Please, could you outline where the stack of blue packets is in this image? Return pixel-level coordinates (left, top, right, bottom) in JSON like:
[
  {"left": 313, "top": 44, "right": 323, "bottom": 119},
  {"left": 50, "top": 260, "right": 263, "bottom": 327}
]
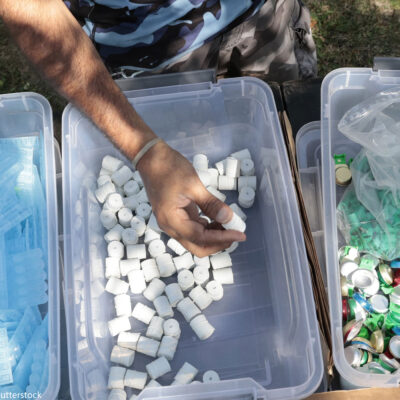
[{"left": 0, "top": 136, "right": 50, "bottom": 396}]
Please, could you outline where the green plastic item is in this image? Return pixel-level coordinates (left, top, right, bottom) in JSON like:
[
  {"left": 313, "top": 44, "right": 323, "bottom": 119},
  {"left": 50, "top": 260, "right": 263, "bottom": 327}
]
[{"left": 334, "top": 154, "right": 347, "bottom": 165}]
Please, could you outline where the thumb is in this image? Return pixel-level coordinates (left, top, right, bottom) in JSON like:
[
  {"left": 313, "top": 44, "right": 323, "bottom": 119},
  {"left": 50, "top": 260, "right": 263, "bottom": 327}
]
[{"left": 195, "top": 187, "right": 233, "bottom": 224}]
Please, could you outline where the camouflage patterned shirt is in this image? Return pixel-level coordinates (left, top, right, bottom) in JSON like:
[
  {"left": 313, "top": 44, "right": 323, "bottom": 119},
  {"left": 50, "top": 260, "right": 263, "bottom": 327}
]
[{"left": 64, "top": 0, "right": 265, "bottom": 71}]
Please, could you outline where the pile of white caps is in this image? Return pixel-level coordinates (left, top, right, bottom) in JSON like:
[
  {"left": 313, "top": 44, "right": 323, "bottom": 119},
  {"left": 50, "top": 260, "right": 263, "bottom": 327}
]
[{"left": 94, "top": 149, "right": 256, "bottom": 400}]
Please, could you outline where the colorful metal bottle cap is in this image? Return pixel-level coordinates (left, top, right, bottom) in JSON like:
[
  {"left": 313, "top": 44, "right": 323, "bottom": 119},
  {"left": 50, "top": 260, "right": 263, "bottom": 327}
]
[
  {"left": 341, "top": 276, "right": 352, "bottom": 297},
  {"left": 369, "top": 294, "right": 389, "bottom": 314},
  {"left": 377, "top": 356, "right": 397, "bottom": 373},
  {"left": 370, "top": 330, "right": 384, "bottom": 353},
  {"left": 389, "top": 336, "right": 400, "bottom": 359},
  {"left": 351, "top": 337, "right": 378, "bottom": 355},
  {"left": 341, "top": 261, "right": 359, "bottom": 278},
  {"left": 339, "top": 246, "right": 360, "bottom": 265},
  {"left": 393, "top": 327, "right": 400, "bottom": 336},
  {"left": 365, "top": 361, "right": 390, "bottom": 374},
  {"left": 360, "top": 350, "right": 369, "bottom": 366},
  {"left": 336, "top": 165, "right": 352, "bottom": 186},
  {"left": 359, "top": 254, "right": 379, "bottom": 271},
  {"left": 342, "top": 299, "right": 350, "bottom": 322},
  {"left": 343, "top": 320, "right": 364, "bottom": 343},
  {"left": 393, "top": 269, "right": 400, "bottom": 287},
  {"left": 390, "top": 286, "right": 400, "bottom": 305},
  {"left": 353, "top": 292, "right": 374, "bottom": 313},
  {"left": 390, "top": 260, "right": 400, "bottom": 269},
  {"left": 353, "top": 301, "right": 368, "bottom": 322},
  {"left": 378, "top": 264, "right": 393, "bottom": 286},
  {"left": 344, "top": 345, "right": 363, "bottom": 367},
  {"left": 380, "top": 353, "right": 400, "bottom": 371},
  {"left": 362, "top": 278, "right": 380, "bottom": 297},
  {"left": 350, "top": 269, "right": 375, "bottom": 289}
]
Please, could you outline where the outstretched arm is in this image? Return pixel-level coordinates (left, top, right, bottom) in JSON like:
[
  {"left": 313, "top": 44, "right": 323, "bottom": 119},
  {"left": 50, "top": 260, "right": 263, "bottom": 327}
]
[{"left": 0, "top": 0, "right": 246, "bottom": 256}]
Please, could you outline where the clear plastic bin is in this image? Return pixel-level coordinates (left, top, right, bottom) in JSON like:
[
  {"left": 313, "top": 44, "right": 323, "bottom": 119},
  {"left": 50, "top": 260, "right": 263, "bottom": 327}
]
[
  {"left": 321, "top": 68, "right": 400, "bottom": 388},
  {"left": 0, "top": 93, "right": 60, "bottom": 398},
  {"left": 62, "top": 77, "right": 323, "bottom": 399}
]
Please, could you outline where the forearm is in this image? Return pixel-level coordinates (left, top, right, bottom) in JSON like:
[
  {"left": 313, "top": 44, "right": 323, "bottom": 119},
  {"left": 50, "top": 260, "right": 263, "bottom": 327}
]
[{"left": 0, "top": 0, "right": 156, "bottom": 159}]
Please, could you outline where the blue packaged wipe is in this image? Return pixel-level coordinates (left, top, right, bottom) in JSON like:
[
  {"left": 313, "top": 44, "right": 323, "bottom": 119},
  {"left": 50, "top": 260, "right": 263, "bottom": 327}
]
[{"left": 0, "top": 328, "right": 13, "bottom": 386}]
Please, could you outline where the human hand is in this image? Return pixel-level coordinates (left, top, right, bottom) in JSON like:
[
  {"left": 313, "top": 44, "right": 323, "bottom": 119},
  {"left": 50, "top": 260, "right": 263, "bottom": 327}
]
[{"left": 137, "top": 140, "right": 246, "bottom": 257}]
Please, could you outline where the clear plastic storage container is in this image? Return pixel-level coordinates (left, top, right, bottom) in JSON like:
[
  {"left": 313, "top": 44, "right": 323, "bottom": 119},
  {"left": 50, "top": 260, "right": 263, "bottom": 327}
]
[
  {"left": 62, "top": 77, "right": 323, "bottom": 399},
  {"left": 0, "top": 93, "right": 60, "bottom": 398},
  {"left": 321, "top": 68, "right": 400, "bottom": 388}
]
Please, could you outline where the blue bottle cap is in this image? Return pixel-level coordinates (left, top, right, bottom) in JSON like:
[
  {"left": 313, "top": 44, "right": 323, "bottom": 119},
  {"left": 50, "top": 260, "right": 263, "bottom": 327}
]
[
  {"left": 353, "top": 292, "right": 374, "bottom": 313},
  {"left": 391, "top": 260, "right": 400, "bottom": 269}
]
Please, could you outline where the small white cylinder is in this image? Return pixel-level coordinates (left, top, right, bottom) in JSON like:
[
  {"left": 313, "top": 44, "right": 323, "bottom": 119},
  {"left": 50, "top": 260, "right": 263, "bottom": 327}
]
[
  {"left": 193, "top": 266, "right": 210, "bottom": 286},
  {"left": 96, "top": 182, "right": 116, "bottom": 204},
  {"left": 128, "top": 270, "right": 147, "bottom": 294},
  {"left": 208, "top": 168, "right": 219, "bottom": 188},
  {"left": 102, "top": 155, "right": 123, "bottom": 172},
  {"left": 215, "top": 159, "right": 226, "bottom": 175},
  {"left": 142, "top": 259, "right": 160, "bottom": 282},
  {"left": 144, "top": 227, "right": 161, "bottom": 244},
  {"left": 189, "top": 285, "right": 213, "bottom": 310},
  {"left": 123, "top": 195, "right": 139, "bottom": 211},
  {"left": 197, "top": 170, "right": 211, "bottom": 187},
  {"left": 114, "top": 294, "right": 132, "bottom": 317},
  {"left": 126, "top": 244, "right": 146, "bottom": 260},
  {"left": 132, "top": 302, "right": 156, "bottom": 324},
  {"left": 105, "top": 257, "right": 121, "bottom": 279},
  {"left": 148, "top": 213, "right": 162, "bottom": 233},
  {"left": 108, "top": 316, "right": 131, "bottom": 337},
  {"left": 136, "top": 336, "right": 160, "bottom": 358},
  {"left": 118, "top": 332, "right": 140, "bottom": 351},
  {"left": 210, "top": 252, "right": 232, "bottom": 269},
  {"left": 105, "top": 224, "right": 124, "bottom": 243},
  {"left": 165, "top": 283, "right": 184, "bottom": 307},
  {"left": 124, "top": 180, "right": 140, "bottom": 196},
  {"left": 213, "top": 268, "right": 234, "bottom": 284},
  {"left": 206, "top": 186, "right": 226, "bottom": 202},
  {"left": 190, "top": 314, "right": 215, "bottom": 340},
  {"left": 118, "top": 207, "right": 133, "bottom": 227},
  {"left": 206, "top": 280, "right": 224, "bottom": 301},
  {"left": 177, "top": 297, "right": 201, "bottom": 322},
  {"left": 98, "top": 174, "right": 112, "bottom": 187},
  {"left": 218, "top": 176, "right": 237, "bottom": 191},
  {"left": 229, "top": 203, "right": 247, "bottom": 221},
  {"left": 174, "top": 252, "right": 194, "bottom": 271},
  {"left": 112, "top": 166, "right": 133, "bottom": 187},
  {"left": 136, "top": 202, "right": 152, "bottom": 221},
  {"left": 238, "top": 186, "right": 255, "bottom": 208},
  {"left": 153, "top": 295, "right": 174, "bottom": 318},
  {"left": 105, "top": 193, "right": 124, "bottom": 212},
  {"left": 156, "top": 253, "right": 176, "bottom": 278},
  {"left": 106, "top": 277, "right": 129, "bottom": 295},
  {"left": 124, "top": 370, "right": 147, "bottom": 390},
  {"left": 148, "top": 239, "right": 166, "bottom": 258},
  {"left": 135, "top": 187, "right": 149, "bottom": 203},
  {"left": 143, "top": 278, "right": 166, "bottom": 302},
  {"left": 100, "top": 210, "right": 118, "bottom": 230},
  {"left": 194, "top": 255, "right": 210, "bottom": 268},
  {"left": 130, "top": 216, "right": 146, "bottom": 236},
  {"left": 122, "top": 228, "right": 139, "bottom": 246},
  {"left": 157, "top": 335, "right": 178, "bottom": 361},
  {"left": 225, "top": 157, "right": 240, "bottom": 178},
  {"left": 240, "top": 158, "right": 255, "bottom": 176},
  {"left": 178, "top": 270, "right": 195, "bottom": 291},
  {"left": 167, "top": 238, "right": 187, "bottom": 255},
  {"left": 146, "top": 379, "right": 161, "bottom": 388},
  {"left": 108, "top": 389, "right": 126, "bottom": 400},
  {"left": 163, "top": 318, "right": 181, "bottom": 339},
  {"left": 110, "top": 345, "right": 135, "bottom": 368},
  {"left": 108, "top": 240, "right": 125, "bottom": 259},
  {"left": 193, "top": 154, "right": 208, "bottom": 171},
  {"left": 226, "top": 241, "right": 239, "bottom": 253},
  {"left": 146, "top": 357, "right": 171, "bottom": 380},
  {"left": 108, "top": 366, "right": 126, "bottom": 390},
  {"left": 231, "top": 148, "right": 251, "bottom": 161},
  {"left": 133, "top": 171, "right": 143, "bottom": 186},
  {"left": 222, "top": 211, "right": 246, "bottom": 233},
  {"left": 146, "top": 316, "right": 164, "bottom": 340},
  {"left": 120, "top": 258, "right": 140, "bottom": 277},
  {"left": 238, "top": 176, "right": 257, "bottom": 191},
  {"left": 203, "top": 370, "right": 220, "bottom": 383},
  {"left": 99, "top": 167, "right": 112, "bottom": 177},
  {"left": 173, "top": 362, "right": 198, "bottom": 385}
]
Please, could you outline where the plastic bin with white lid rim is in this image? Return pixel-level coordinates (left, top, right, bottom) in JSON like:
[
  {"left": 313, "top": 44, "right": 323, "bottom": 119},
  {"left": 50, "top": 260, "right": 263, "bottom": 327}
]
[
  {"left": 321, "top": 67, "right": 400, "bottom": 388},
  {"left": 0, "top": 92, "right": 60, "bottom": 398},
  {"left": 62, "top": 77, "right": 323, "bottom": 399}
]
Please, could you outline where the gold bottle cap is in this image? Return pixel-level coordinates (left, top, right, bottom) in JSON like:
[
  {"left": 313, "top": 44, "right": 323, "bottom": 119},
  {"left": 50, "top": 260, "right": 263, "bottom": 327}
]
[
  {"left": 335, "top": 165, "right": 352, "bottom": 186},
  {"left": 370, "top": 330, "right": 384, "bottom": 353}
]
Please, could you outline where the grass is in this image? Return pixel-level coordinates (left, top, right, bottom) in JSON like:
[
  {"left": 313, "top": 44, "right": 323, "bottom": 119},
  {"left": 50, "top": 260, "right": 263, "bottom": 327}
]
[{"left": 0, "top": 0, "right": 400, "bottom": 128}]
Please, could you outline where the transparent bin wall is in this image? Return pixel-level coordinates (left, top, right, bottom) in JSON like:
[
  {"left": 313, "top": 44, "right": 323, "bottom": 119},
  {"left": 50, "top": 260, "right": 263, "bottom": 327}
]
[
  {"left": 62, "top": 78, "right": 322, "bottom": 400},
  {"left": 0, "top": 93, "right": 60, "bottom": 399},
  {"left": 321, "top": 68, "right": 400, "bottom": 388}
]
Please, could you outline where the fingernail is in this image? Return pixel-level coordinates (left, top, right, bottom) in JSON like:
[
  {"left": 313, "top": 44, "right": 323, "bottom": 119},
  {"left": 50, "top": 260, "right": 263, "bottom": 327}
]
[{"left": 215, "top": 207, "right": 231, "bottom": 224}]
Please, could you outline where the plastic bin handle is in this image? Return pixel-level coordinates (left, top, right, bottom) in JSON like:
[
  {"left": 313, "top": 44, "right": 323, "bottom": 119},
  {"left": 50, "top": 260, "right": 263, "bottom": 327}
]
[
  {"left": 114, "top": 69, "right": 216, "bottom": 92},
  {"left": 373, "top": 57, "right": 400, "bottom": 71}
]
